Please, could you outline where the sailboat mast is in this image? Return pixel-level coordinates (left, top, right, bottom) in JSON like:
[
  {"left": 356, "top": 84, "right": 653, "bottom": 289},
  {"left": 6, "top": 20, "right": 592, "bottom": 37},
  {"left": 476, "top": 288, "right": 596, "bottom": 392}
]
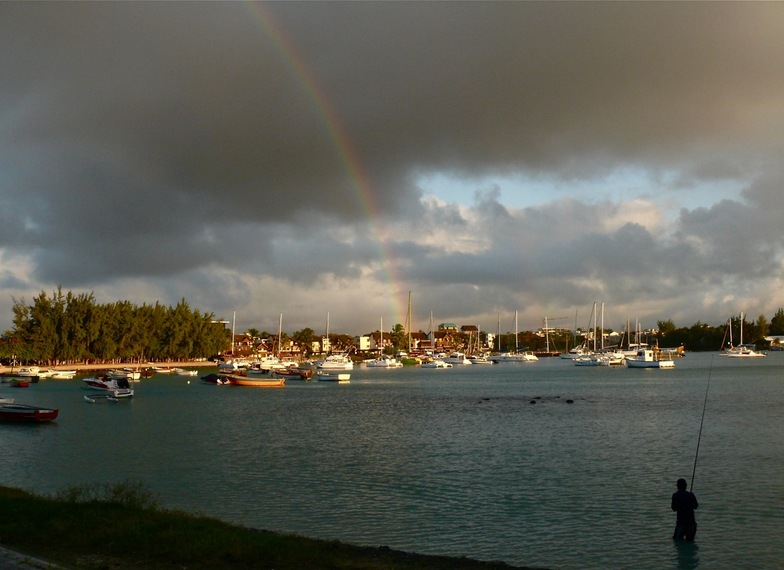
[
  {"left": 430, "top": 310, "right": 434, "bottom": 351},
  {"left": 602, "top": 303, "right": 606, "bottom": 351},
  {"left": 497, "top": 312, "right": 501, "bottom": 352},
  {"left": 231, "top": 310, "right": 236, "bottom": 355},
  {"left": 277, "top": 313, "right": 283, "bottom": 356},
  {"left": 544, "top": 316, "right": 550, "bottom": 352},
  {"left": 407, "top": 291, "right": 412, "bottom": 354},
  {"left": 515, "top": 310, "right": 519, "bottom": 353}
]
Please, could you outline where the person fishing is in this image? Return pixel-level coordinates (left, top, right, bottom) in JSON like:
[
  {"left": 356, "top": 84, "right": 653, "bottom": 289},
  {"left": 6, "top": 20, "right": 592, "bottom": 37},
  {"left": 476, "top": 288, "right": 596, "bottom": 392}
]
[{"left": 671, "top": 478, "right": 699, "bottom": 541}]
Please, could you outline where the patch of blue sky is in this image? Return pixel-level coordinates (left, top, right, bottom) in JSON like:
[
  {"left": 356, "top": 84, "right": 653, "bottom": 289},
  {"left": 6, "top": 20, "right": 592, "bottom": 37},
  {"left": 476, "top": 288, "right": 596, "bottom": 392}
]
[{"left": 416, "top": 168, "right": 745, "bottom": 215}]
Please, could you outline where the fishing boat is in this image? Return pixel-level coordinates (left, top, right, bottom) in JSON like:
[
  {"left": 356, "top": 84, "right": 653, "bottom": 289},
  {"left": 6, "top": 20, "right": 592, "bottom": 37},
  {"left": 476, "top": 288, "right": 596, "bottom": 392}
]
[
  {"left": 224, "top": 374, "right": 285, "bottom": 388},
  {"left": 0, "top": 403, "right": 59, "bottom": 422},
  {"left": 316, "top": 370, "right": 351, "bottom": 383},
  {"left": 625, "top": 349, "right": 675, "bottom": 369}
]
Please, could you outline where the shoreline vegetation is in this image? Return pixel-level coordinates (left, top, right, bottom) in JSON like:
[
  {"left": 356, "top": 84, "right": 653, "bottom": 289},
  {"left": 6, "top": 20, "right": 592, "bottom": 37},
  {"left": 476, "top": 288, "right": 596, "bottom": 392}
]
[
  {"left": 0, "top": 484, "right": 541, "bottom": 570},
  {"left": 0, "top": 360, "right": 217, "bottom": 375}
]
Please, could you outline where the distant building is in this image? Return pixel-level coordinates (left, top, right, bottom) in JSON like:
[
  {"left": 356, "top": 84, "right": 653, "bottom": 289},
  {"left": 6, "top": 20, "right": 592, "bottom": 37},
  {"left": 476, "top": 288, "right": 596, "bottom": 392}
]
[
  {"left": 438, "top": 323, "right": 459, "bottom": 332},
  {"left": 355, "top": 335, "right": 371, "bottom": 352}
]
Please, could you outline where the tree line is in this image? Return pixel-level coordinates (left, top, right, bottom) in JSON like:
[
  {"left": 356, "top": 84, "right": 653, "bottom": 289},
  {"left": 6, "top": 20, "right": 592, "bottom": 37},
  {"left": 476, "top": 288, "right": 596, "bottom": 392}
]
[
  {"left": 4, "top": 288, "right": 784, "bottom": 365},
  {"left": 2, "top": 288, "right": 229, "bottom": 365}
]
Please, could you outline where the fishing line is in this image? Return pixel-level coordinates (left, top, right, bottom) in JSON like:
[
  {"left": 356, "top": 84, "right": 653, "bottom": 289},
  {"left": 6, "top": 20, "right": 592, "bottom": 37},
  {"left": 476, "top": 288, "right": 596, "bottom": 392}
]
[{"left": 690, "top": 356, "right": 713, "bottom": 491}]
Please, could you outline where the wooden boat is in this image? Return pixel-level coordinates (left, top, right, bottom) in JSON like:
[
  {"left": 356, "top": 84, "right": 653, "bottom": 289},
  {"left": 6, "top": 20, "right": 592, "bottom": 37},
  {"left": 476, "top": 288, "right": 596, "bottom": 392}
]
[
  {"left": 9, "top": 378, "right": 31, "bottom": 388},
  {"left": 316, "top": 371, "right": 351, "bottom": 383},
  {"left": 0, "top": 403, "right": 59, "bottom": 422},
  {"left": 224, "top": 374, "right": 285, "bottom": 388},
  {"left": 273, "top": 367, "right": 313, "bottom": 380}
]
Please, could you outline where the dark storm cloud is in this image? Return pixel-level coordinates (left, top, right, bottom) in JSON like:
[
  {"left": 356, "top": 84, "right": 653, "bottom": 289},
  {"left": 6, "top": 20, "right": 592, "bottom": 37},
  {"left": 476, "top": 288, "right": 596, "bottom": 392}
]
[{"left": 2, "top": 2, "right": 784, "bottom": 331}]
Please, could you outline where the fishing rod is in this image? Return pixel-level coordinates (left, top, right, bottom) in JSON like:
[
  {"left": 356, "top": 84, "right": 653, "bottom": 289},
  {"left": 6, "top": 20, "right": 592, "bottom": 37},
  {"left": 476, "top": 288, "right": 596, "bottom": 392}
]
[{"left": 690, "top": 357, "right": 713, "bottom": 491}]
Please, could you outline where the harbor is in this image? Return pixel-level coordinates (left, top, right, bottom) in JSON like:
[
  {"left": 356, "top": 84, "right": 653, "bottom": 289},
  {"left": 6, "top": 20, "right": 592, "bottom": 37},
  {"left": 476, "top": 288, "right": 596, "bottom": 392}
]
[{"left": 1, "top": 352, "right": 782, "bottom": 569}]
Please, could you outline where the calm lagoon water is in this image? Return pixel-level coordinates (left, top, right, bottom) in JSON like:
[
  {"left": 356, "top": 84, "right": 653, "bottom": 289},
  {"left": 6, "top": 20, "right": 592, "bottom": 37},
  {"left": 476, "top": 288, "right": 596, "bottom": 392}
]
[{"left": 2, "top": 352, "right": 782, "bottom": 569}]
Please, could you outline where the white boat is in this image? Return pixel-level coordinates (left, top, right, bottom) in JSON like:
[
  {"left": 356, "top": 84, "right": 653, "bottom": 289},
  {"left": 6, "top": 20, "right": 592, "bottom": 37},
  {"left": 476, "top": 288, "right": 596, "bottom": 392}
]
[
  {"left": 317, "top": 354, "right": 354, "bottom": 370},
  {"left": 489, "top": 351, "right": 539, "bottom": 363},
  {"left": 248, "top": 357, "right": 288, "bottom": 374},
  {"left": 365, "top": 317, "right": 403, "bottom": 367},
  {"left": 107, "top": 368, "right": 141, "bottom": 381},
  {"left": 420, "top": 359, "right": 452, "bottom": 369},
  {"left": 468, "top": 355, "right": 494, "bottom": 365},
  {"left": 366, "top": 356, "right": 403, "bottom": 368},
  {"left": 81, "top": 376, "right": 135, "bottom": 397},
  {"left": 625, "top": 349, "right": 675, "bottom": 369},
  {"left": 560, "top": 345, "right": 590, "bottom": 360},
  {"left": 173, "top": 368, "right": 199, "bottom": 376},
  {"left": 722, "top": 313, "right": 766, "bottom": 358},
  {"left": 15, "top": 367, "right": 40, "bottom": 377},
  {"left": 488, "top": 310, "right": 538, "bottom": 363},
  {"left": 573, "top": 353, "right": 600, "bottom": 366},
  {"left": 316, "top": 370, "right": 351, "bottom": 383},
  {"left": 597, "top": 350, "right": 626, "bottom": 366},
  {"left": 726, "top": 345, "right": 766, "bottom": 358},
  {"left": 49, "top": 370, "right": 77, "bottom": 379},
  {"left": 443, "top": 352, "right": 473, "bottom": 365},
  {"left": 217, "top": 358, "right": 250, "bottom": 374}
]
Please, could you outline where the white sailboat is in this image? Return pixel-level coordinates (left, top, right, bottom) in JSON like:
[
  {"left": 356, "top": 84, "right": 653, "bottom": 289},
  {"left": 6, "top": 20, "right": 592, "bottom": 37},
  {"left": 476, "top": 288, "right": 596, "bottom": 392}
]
[
  {"left": 724, "top": 312, "right": 766, "bottom": 358},
  {"left": 366, "top": 317, "right": 403, "bottom": 367},
  {"left": 489, "top": 310, "right": 538, "bottom": 362}
]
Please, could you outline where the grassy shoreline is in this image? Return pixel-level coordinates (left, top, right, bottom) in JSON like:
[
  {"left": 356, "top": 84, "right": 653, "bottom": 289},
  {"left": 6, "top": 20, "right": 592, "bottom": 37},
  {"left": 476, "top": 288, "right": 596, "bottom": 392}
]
[{"left": 0, "top": 484, "right": 542, "bottom": 569}]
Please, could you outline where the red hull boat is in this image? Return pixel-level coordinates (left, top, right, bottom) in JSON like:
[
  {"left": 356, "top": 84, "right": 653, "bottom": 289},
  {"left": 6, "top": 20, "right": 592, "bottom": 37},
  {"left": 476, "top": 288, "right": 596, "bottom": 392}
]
[{"left": 0, "top": 404, "right": 59, "bottom": 422}]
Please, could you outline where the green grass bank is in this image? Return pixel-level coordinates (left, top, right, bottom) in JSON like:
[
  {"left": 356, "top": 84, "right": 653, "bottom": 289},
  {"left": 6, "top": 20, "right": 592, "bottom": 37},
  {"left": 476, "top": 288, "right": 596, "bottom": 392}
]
[{"left": 0, "top": 483, "right": 541, "bottom": 569}]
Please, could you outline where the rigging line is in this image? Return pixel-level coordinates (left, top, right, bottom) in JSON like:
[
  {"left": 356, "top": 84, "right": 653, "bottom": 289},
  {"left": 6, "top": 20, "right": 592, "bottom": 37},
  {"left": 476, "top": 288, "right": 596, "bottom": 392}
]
[{"left": 691, "top": 356, "right": 713, "bottom": 491}]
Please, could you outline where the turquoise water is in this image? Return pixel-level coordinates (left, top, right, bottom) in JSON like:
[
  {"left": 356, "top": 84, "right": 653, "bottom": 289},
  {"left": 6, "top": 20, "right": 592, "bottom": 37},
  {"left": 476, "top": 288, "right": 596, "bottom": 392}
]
[{"left": 1, "top": 353, "right": 782, "bottom": 569}]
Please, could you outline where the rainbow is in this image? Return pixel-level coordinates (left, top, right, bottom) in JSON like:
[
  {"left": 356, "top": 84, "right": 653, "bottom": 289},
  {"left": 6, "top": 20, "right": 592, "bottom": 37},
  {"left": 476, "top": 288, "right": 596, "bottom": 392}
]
[{"left": 243, "top": 3, "right": 411, "bottom": 328}]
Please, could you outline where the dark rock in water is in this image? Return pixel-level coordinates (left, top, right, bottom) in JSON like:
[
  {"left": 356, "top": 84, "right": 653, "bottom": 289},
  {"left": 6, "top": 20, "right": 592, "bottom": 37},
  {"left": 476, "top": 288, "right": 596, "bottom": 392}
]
[
  {"left": 530, "top": 400, "right": 537, "bottom": 404},
  {"left": 566, "top": 399, "right": 574, "bottom": 404}
]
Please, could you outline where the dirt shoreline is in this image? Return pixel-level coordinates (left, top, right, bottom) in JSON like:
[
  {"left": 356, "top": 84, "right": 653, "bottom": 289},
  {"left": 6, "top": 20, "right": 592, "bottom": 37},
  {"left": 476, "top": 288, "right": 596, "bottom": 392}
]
[{"left": 0, "top": 361, "right": 217, "bottom": 375}]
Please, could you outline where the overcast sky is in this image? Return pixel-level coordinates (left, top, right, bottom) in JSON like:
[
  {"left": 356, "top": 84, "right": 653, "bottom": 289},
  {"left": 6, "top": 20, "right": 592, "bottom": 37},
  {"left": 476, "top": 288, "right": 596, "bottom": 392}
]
[{"left": 2, "top": 2, "right": 784, "bottom": 337}]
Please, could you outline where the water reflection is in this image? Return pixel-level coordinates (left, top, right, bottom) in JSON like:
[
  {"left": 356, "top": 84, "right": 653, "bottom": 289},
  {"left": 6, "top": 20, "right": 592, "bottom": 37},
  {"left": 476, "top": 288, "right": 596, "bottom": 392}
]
[{"left": 673, "top": 540, "right": 700, "bottom": 569}]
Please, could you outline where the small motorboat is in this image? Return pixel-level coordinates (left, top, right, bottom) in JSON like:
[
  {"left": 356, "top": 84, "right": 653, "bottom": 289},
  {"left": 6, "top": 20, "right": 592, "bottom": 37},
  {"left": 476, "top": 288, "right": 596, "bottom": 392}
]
[
  {"left": 0, "top": 403, "right": 59, "bottom": 423},
  {"left": 224, "top": 374, "right": 285, "bottom": 388},
  {"left": 316, "top": 371, "right": 351, "bottom": 383}
]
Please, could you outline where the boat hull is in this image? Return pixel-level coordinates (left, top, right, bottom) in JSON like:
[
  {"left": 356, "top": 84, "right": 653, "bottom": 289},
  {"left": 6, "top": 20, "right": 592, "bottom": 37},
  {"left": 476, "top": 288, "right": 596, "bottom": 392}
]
[
  {"left": 0, "top": 404, "right": 59, "bottom": 422},
  {"left": 224, "top": 374, "right": 285, "bottom": 388},
  {"left": 316, "top": 371, "right": 350, "bottom": 383}
]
